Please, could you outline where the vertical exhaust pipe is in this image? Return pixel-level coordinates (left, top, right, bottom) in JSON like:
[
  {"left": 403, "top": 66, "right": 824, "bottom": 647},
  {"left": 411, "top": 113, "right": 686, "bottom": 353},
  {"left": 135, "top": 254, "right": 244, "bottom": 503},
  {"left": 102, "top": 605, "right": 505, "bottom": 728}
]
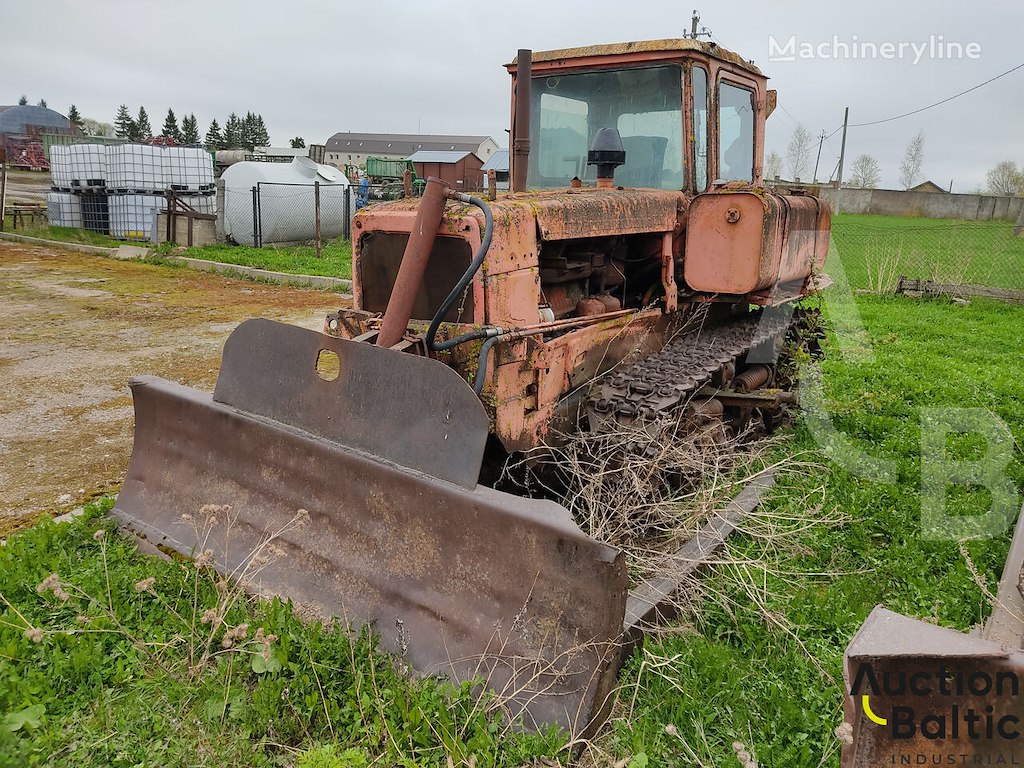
[
  {"left": 511, "top": 49, "right": 532, "bottom": 193},
  {"left": 376, "top": 176, "right": 450, "bottom": 348}
]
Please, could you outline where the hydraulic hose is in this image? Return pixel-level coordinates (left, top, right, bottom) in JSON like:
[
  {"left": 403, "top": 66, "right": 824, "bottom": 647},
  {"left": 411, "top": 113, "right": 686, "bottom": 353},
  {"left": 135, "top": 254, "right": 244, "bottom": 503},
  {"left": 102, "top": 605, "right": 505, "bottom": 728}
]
[
  {"left": 426, "top": 193, "right": 494, "bottom": 352},
  {"left": 473, "top": 334, "right": 503, "bottom": 395}
]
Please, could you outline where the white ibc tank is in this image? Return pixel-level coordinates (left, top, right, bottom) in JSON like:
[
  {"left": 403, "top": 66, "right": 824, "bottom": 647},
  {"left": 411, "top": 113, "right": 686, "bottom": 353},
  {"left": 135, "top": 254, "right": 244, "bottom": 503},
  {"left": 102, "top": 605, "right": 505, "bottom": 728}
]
[
  {"left": 66, "top": 144, "right": 108, "bottom": 188},
  {"left": 109, "top": 193, "right": 167, "bottom": 240},
  {"left": 222, "top": 157, "right": 350, "bottom": 246},
  {"left": 108, "top": 144, "right": 165, "bottom": 192},
  {"left": 50, "top": 146, "right": 74, "bottom": 189},
  {"left": 46, "top": 191, "right": 83, "bottom": 228},
  {"left": 164, "top": 147, "right": 215, "bottom": 192}
]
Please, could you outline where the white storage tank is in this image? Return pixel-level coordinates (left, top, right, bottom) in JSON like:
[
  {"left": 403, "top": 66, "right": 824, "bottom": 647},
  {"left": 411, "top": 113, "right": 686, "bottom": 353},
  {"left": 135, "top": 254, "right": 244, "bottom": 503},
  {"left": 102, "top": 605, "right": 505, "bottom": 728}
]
[
  {"left": 164, "top": 147, "right": 215, "bottom": 192},
  {"left": 107, "top": 144, "right": 165, "bottom": 192},
  {"left": 46, "top": 191, "right": 83, "bottom": 228},
  {"left": 222, "top": 157, "right": 350, "bottom": 246}
]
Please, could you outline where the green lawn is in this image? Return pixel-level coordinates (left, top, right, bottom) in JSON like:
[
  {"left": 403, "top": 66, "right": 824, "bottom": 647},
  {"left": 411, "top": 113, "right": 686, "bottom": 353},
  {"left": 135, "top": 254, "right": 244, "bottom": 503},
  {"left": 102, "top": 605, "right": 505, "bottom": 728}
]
[
  {"left": 3, "top": 292, "right": 1020, "bottom": 766},
  {"left": 3, "top": 215, "right": 1023, "bottom": 764},
  {"left": 155, "top": 240, "right": 353, "bottom": 280},
  {"left": 610, "top": 293, "right": 1024, "bottom": 765},
  {"left": 1, "top": 223, "right": 124, "bottom": 248},
  {"left": 830, "top": 213, "right": 1024, "bottom": 292}
]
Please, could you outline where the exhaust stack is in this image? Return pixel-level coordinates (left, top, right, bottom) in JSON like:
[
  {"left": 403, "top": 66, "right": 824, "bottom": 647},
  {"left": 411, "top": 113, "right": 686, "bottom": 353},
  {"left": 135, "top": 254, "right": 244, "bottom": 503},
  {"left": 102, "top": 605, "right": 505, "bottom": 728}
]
[
  {"left": 376, "top": 176, "right": 450, "bottom": 348},
  {"left": 511, "top": 49, "right": 532, "bottom": 193}
]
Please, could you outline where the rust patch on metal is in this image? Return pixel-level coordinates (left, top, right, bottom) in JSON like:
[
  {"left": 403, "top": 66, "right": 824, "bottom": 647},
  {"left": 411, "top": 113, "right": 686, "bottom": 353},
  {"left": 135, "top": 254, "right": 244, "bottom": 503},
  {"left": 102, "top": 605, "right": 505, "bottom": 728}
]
[
  {"left": 531, "top": 189, "right": 683, "bottom": 240},
  {"left": 508, "top": 38, "right": 763, "bottom": 77}
]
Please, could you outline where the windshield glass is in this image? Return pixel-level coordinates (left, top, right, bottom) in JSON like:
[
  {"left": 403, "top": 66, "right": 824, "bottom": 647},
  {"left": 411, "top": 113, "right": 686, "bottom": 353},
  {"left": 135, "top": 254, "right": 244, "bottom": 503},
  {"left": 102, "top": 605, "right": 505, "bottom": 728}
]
[{"left": 528, "top": 65, "right": 684, "bottom": 190}]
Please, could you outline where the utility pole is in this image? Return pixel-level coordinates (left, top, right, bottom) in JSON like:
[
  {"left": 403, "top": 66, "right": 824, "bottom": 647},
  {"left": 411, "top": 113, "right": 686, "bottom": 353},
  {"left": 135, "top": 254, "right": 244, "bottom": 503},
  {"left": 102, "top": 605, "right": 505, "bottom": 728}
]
[
  {"left": 834, "top": 107, "right": 849, "bottom": 215},
  {"left": 812, "top": 129, "right": 826, "bottom": 184}
]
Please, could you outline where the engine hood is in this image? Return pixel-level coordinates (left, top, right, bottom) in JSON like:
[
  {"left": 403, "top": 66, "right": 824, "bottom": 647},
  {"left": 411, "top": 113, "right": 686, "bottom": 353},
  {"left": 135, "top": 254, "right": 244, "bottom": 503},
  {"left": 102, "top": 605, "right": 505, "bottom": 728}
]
[{"left": 525, "top": 187, "right": 687, "bottom": 240}]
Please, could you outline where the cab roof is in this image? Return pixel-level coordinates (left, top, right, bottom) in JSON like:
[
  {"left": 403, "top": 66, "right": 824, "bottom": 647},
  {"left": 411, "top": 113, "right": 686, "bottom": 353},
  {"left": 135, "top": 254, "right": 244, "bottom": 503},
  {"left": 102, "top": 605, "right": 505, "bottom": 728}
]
[{"left": 508, "top": 38, "right": 764, "bottom": 78}]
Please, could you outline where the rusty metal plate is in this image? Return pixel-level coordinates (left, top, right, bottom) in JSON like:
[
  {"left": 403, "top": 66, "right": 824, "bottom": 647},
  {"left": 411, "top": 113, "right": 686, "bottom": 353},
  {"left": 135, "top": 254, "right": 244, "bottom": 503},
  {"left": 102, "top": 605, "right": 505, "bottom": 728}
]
[
  {"left": 842, "top": 606, "right": 1024, "bottom": 766},
  {"left": 115, "top": 353, "right": 629, "bottom": 733},
  {"left": 213, "top": 318, "right": 486, "bottom": 489},
  {"left": 531, "top": 189, "right": 683, "bottom": 240}
]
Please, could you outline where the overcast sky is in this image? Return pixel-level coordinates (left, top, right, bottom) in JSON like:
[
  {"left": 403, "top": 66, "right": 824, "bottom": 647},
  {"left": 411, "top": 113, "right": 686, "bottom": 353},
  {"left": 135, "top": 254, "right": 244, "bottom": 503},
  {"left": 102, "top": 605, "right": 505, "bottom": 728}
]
[{"left": 3, "top": 0, "right": 1021, "bottom": 191}]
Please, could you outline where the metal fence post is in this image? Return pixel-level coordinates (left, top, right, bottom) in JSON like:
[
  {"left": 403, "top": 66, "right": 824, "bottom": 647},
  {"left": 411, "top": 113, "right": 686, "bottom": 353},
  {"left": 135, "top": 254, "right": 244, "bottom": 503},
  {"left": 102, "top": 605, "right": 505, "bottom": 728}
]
[
  {"left": 251, "top": 185, "right": 258, "bottom": 247},
  {"left": 0, "top": 163, "right": 7, "bottom": 232},
  {"left": 314, "top": 180, "right": 321, "bottom": 259}
]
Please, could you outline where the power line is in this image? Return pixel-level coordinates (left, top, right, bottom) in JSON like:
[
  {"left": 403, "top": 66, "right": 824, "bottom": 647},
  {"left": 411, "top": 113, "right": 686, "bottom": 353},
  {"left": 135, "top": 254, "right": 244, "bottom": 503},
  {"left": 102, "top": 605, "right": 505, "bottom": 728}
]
[{"left": 848, "top": 61, "right": 1024, "bottom": 127}]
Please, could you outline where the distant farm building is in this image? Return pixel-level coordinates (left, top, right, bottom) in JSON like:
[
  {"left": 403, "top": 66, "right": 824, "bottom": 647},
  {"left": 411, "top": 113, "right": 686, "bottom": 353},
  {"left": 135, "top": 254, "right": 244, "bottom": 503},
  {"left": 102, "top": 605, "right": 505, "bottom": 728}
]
[
  {"left": 0, "top": 105, "right": 79, "bottom": 166},
  {"left": 323, "top": 132, "right": 498, "bottom": 170},
  {"left": 481, "top": 149, "right": 510, "bottom": 190},
  {"left": 407, "top": 150, "right": 484, "bottom": 191},
  {"left": 908, "top": 180, "right": 947, "bottom": 194}
]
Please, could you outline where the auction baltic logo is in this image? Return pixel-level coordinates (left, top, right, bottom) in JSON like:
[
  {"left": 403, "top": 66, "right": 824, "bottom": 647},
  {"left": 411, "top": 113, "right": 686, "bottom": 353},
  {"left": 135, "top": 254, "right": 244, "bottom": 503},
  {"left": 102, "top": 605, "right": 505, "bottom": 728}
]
[
  {"left": 768, "top": 35, "right": 982, "bottom": 64},
  {"left": 851, "top": 661, "right": 1022, "bottom": 759}
]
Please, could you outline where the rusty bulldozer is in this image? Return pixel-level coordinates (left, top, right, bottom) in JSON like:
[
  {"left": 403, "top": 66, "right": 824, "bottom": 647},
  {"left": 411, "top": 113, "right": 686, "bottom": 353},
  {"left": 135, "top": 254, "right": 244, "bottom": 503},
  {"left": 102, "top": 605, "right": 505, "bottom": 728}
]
[{"left": 115, "top": 38, "right": 830, "bottom": 734}]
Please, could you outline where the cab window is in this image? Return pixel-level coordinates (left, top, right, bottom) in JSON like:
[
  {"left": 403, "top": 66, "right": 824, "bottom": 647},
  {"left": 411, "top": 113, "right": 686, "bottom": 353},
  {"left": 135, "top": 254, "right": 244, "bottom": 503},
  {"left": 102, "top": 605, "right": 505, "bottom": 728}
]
[{"left": 718, "top": 81, "right": 754, "bottom": 182}]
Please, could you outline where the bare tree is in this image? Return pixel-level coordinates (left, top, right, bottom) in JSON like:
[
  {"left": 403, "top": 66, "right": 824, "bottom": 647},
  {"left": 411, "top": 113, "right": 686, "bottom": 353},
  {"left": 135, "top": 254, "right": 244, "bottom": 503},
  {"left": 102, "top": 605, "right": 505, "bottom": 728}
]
[
  {"left": 898, "top": 130, "right": 925, "bottom": 189},
  {"left": 765, "top": 150, "right": 782, "bottom": 180},
  {"left": 848, "top": 154, "right": 882, "bottom": 188},
  {"left": 786, "top": 126, "right": 813, "bottom": 180},
  {"left": 986, "top": 161, "right": 1024, "bottom": 196},
  {"left": 80, "top": 118, "right": 114, "bottom": 137}
]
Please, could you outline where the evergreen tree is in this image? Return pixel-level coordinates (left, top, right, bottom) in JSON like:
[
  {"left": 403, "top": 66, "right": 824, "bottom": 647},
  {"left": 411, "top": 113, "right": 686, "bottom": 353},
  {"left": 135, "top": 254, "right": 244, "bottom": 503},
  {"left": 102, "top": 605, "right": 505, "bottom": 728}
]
[
  {"left": 241, "top": 111, "right": 257, "bottom": 151},
  {"left": 37, "top": 98, "right": 47, "bottom": 108},
  {"left": 204, "top": 119, "right": 224, "bottom": 150},
  {"left": 161, "top": 108, "right": 181, "bottom": 142},
  {"left": 136, "top": 106, "right": 152, "bottom": 140},
  {"left": 290, "top": 137, "right": 305, "bottom": 149},
  {"left": 17, "top": 95, "right": 28, "bottom": 106},
  {"left": 181, "top": 113, "right": 200, "bottom": 145},
  {"left": 114, "top": 104, "right": 134, "bottom": 138},
  {"left": 127, "top": 118, "right": 142, "bottom": 142},
  {"left": 223, "top": 112, "right": 242, "bottom": 149},
  {"left": 67, "top": 104, "right": 83, "bottom": 130},
  {"left": 251, "top": 113, "right": 270, "bottom": 147}
]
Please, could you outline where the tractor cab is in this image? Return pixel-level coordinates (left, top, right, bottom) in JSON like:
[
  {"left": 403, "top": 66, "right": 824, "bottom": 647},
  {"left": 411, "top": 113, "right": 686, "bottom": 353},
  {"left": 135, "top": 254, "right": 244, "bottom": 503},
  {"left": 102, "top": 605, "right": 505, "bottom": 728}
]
[{"left": 508, "top": 39, "right": 773, "bottom": 193}]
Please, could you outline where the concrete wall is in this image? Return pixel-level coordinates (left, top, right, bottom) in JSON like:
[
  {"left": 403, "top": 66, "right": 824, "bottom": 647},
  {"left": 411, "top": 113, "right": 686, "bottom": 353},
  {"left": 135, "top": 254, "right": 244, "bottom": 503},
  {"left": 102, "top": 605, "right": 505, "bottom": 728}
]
[{"left": 819, "top": 187, "right": 1024, "bottom": 221}]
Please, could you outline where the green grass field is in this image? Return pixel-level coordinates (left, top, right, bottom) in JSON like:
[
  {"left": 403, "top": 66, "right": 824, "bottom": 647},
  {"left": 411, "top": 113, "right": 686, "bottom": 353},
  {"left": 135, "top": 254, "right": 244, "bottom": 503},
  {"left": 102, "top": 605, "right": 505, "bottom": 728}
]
[
  {"left": 1, "top": 223, "right": 125, "bottom": 248},
  {"left": 2, "top": 214, "right": 1023, "bottom": 765},
  {"left": 2, "top": 292, "right": 1020, "bottom": 766},
  {"left": 830, "top": 214, "right": 1024, "bottom": 293},
  {"left": 610, "top": 292, "right": 1024, "bottom": 765},
  {"left": 155, "top": 240, "right": 353, "bottom": 280}
]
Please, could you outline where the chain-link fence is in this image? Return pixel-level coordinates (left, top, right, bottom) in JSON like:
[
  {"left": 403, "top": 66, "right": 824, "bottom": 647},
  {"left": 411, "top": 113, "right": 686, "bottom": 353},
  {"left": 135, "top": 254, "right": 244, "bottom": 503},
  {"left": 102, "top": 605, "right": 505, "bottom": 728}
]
[
  {"left": 223, "top": 181, "right": 354, "bottom": 249},
  {"left": 830, "top": 216, "right": 1024, "bottom": 300}
]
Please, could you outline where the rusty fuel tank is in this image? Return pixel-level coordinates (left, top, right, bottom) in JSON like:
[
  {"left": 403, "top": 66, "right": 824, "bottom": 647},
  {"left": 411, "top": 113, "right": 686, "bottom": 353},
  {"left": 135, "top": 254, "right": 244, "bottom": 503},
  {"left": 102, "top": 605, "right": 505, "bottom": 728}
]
[{"left": 683, "top": 189, "right": 830, "bottom": 296}]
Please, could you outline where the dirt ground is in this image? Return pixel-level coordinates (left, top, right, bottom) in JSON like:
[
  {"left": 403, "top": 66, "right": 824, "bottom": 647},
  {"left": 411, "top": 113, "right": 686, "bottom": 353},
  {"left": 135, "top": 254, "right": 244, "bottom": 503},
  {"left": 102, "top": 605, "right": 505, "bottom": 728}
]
[{"left": 0, "top": 240, "right": 348, "bottom": 532}]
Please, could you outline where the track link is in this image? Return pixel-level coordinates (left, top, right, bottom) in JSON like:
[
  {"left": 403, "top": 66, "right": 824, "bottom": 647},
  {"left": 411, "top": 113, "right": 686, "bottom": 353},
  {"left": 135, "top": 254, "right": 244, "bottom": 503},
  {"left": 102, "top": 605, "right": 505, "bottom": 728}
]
[{"left": 588, "top": 309, "right": 793, "bottom": 427}]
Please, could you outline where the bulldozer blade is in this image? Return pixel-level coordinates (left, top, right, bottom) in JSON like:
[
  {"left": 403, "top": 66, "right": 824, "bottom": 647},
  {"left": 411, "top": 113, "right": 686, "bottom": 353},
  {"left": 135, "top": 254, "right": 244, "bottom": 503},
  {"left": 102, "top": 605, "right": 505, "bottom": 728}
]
[{"left": 114, "top": 319, "right": 628, "bottom": 734}]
